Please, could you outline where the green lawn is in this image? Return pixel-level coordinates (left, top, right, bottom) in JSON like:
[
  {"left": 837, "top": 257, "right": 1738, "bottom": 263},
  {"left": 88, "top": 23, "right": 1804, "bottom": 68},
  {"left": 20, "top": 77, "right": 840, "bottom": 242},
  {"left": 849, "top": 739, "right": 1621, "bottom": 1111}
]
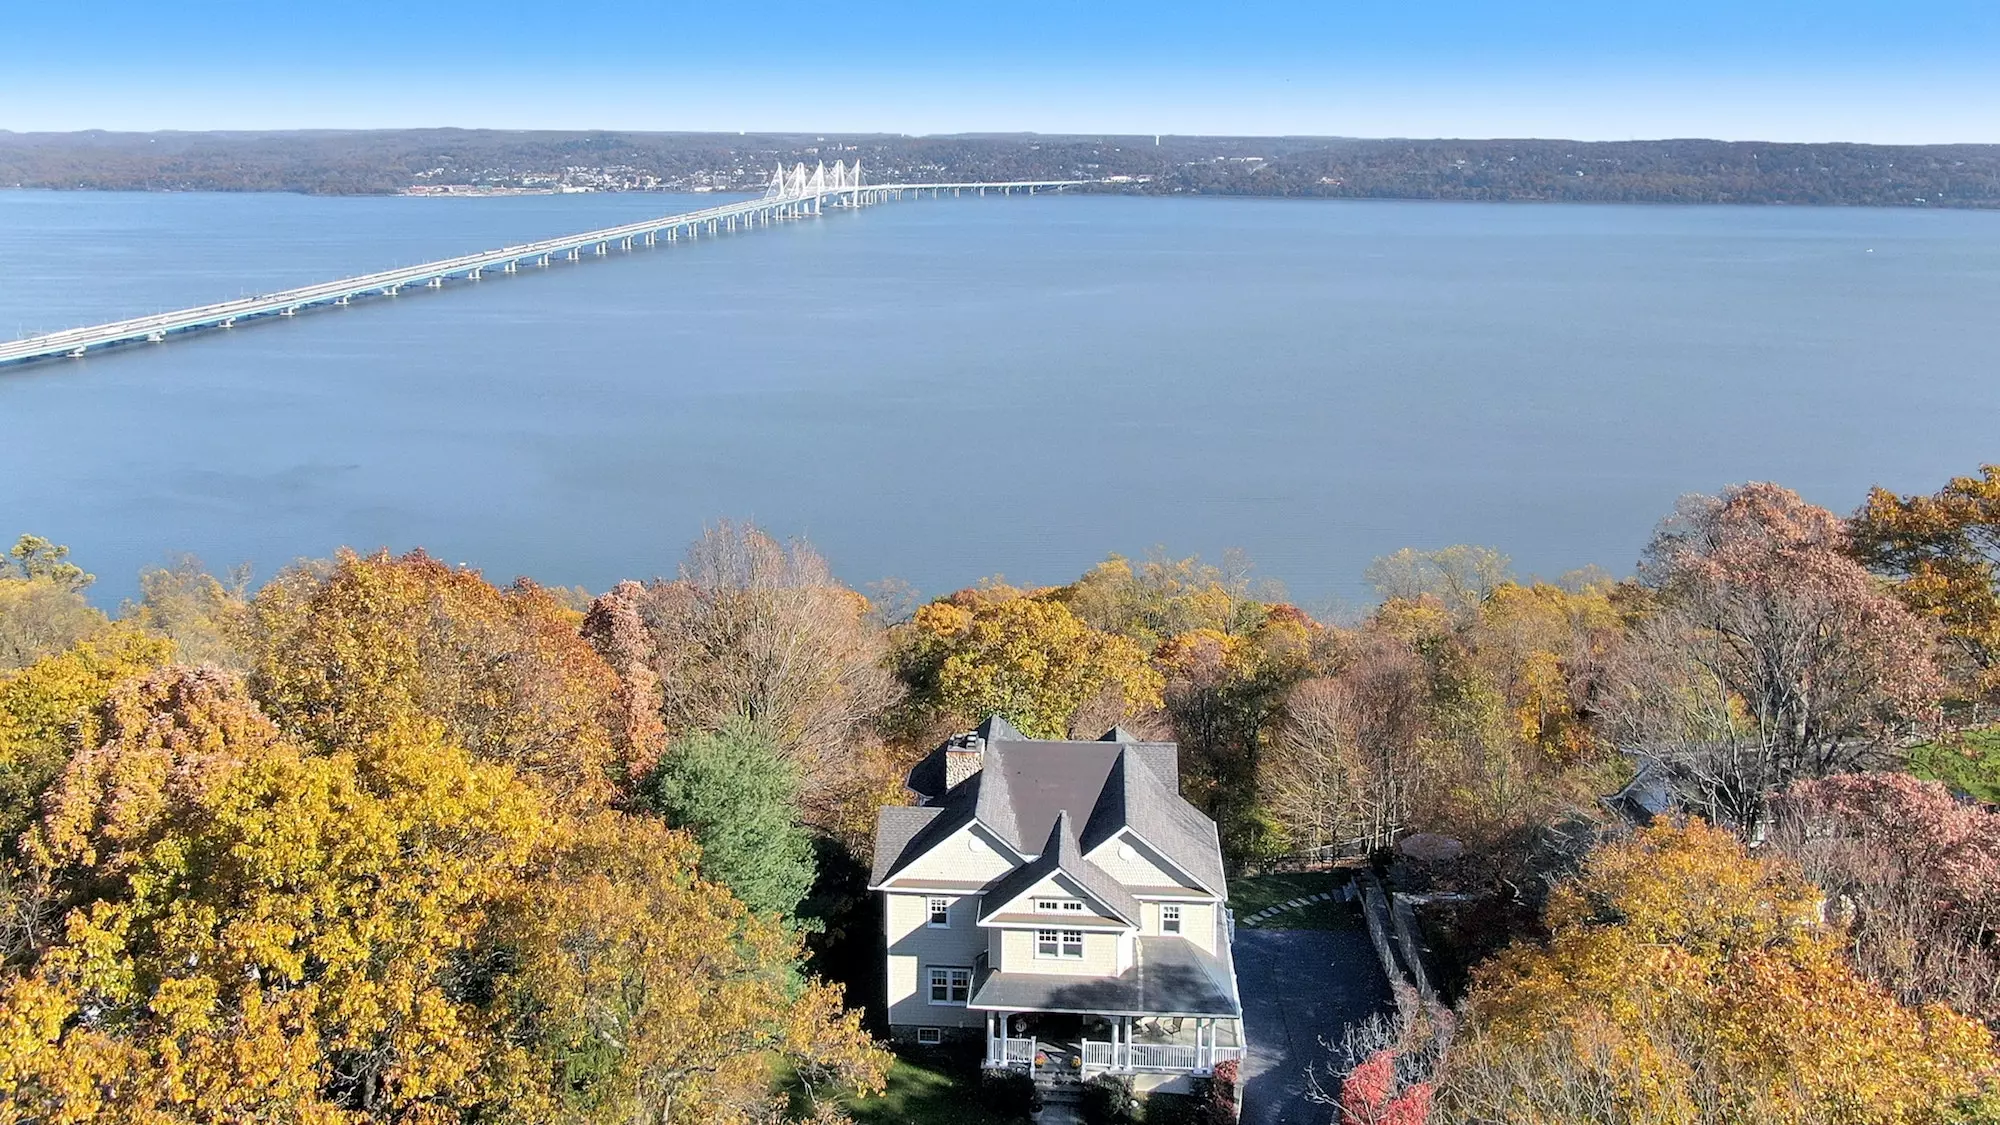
[
  {"left": 779, "top": 1048, "right": 1018, "bottom": 1125},
  {"left": 1908, "top": 726, "right": 2000, "bottom": 804},
  {"left": 1228, "top": 871, "right": 1360, "bottom": 931}
]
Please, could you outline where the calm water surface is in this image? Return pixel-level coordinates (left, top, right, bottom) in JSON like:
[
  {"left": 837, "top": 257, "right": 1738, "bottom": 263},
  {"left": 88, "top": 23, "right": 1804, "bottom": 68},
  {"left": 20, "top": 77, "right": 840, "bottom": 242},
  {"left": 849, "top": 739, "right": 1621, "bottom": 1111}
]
[{"left": 2, "top": 190, "right": 1997, "bottom": 606}]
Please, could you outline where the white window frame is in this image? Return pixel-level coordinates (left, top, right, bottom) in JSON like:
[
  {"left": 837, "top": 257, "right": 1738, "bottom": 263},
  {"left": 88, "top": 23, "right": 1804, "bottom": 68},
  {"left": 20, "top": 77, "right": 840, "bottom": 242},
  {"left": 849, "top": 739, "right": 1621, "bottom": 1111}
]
[
  {"left": 1035, "top": 898, "right": 1086, "bottom": 913},
  {"left": 1061, "top": 929, "right": 1084, "bottom": 958},
  {"left": 1039, "top": 929, "right": 1084, "bottom": 959},
  {"left": 928, "top": 966, "right": 971, "bottom": 1006},
  {"left": 917, "top": 1027, "right": 944, "bottom": 1045},
  {"left": 927, "top": 897, "right": 951, "bottom": 928},
  {"left": 1162, "top": 904, "right": 1182, "bottom": 935}
]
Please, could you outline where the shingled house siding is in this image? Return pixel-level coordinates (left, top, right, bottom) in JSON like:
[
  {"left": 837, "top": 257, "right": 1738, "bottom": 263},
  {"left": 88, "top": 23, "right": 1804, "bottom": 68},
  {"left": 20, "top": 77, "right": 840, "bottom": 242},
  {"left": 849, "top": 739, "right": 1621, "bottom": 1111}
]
[
  {"left": 892, "top": 823, "right": 1018, "bottom": 884},
  {"left": 998, "top": 927, "right": 1122, "bottom": 977},
  {"left": 885, "top": 893, "right": 985, "bottom": 1034},
  {"left": 1091, "top": 834, "right": 1201, "bottom": 891}
]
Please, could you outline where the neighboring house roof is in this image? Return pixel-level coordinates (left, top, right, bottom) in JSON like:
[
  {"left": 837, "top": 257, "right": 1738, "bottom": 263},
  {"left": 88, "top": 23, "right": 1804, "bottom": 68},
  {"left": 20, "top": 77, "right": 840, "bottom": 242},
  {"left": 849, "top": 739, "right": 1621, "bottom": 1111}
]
[
  {"left": 1603, "top": 754, "right": 1676, "bottom": 826},
  {"left": 979, "top": 810, "right": 1141, "bottom": 925}
]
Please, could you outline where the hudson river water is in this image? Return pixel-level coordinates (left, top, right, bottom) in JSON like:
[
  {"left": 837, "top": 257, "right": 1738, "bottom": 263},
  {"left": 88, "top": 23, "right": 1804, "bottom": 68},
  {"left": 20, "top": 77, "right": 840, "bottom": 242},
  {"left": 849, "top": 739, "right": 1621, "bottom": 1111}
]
[{"left": 3, "top": 190, "right": 1997, "bottom": 606}]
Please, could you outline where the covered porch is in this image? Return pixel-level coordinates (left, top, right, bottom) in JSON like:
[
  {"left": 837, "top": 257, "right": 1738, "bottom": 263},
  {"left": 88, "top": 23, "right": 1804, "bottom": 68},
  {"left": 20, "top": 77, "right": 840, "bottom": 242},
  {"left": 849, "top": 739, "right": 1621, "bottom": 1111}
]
[
  {"left": 979, "top": 1010, "right": 1243, "bottom": 1077},
  {"left": 970, "top": 937, "right": 1244, "bottom": 1078}
]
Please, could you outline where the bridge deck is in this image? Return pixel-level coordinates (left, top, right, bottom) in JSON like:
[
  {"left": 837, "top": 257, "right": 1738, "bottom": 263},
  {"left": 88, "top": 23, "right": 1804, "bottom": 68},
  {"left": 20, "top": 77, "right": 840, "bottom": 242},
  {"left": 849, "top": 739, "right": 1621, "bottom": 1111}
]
[{"left": 0, "top": 180, "right": 1086, "bottom": 368}]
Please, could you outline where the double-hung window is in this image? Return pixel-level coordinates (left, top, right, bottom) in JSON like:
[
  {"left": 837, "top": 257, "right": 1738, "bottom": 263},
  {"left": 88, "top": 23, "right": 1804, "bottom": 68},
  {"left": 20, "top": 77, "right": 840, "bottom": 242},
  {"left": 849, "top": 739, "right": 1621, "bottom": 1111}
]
[
  {"left": 927, "top": 897, "right": 951, "bottom": 928},
  {"left": 928, "top": 966, "right": 971, "bottom": 1005},
  {"left": 1038, "top": 929, "right": 1084, "bottom": 958},
  {"left": 1162, "top": 904, "right": 1182, "bottom": 935}
]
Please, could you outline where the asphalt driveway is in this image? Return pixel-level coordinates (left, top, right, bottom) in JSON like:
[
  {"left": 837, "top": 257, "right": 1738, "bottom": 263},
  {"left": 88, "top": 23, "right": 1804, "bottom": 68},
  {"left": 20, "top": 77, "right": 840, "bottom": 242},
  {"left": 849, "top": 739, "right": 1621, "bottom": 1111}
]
[{"left": 1234, "top": 927, "right": 1394, "bottom": 1125}]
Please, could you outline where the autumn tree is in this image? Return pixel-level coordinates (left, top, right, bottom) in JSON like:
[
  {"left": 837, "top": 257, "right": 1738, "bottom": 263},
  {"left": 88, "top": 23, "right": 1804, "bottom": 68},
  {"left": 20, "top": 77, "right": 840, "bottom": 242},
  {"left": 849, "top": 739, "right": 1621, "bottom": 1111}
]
[
  {"left": 1768, "top": 772, "right": 2000, "bottom": 1030},
  {"left": 0, "top": 666, "right": 551, "bottom": 1122},
  {"left": 0, "top": 629, "right": 174, "bottom": 966},
  {"left": 642, "top": 717, "right": 816, "bottom": 919},
  {"left": 893, "top": 586, "right": 1163, "bottom": 740},
  {"left": 0, "top": 661, "right": 887, "bottom": 1125},
  {"left": 1604, "top": 484, "right": 1943, "bottom": 834},
  {"left": 604, "top": 524, "right": 899, "bottom": 821},
  {"left": 1261, "top": 631, "right": 1432, "bottom": 856},
  {"left": 1440, "top": 820, "right": 1998, "bottom": 1125},
  {"left": 248, "top": 549, "right": 625, "bottom": 808},
  {"left": 1365, "top": 546, "right": 1514, "bottom": 621},
  {"left": 581, "top": 580, "right": 669, "bottom": 781},
  {"left": 1850, "top": 464, "right": 2000, "bottom": 700},
  {"left": 0, "top": 535, "right": 107, "bottom": 673},
  {"left": 1059, "top": 550, "right": 1279, "bottom": 648},
  {"left": 492, "top": 813, "right": 887, "bottom": 1125},
  {"left": 123, "top": 554, "right": 254, "bottom": 671}
]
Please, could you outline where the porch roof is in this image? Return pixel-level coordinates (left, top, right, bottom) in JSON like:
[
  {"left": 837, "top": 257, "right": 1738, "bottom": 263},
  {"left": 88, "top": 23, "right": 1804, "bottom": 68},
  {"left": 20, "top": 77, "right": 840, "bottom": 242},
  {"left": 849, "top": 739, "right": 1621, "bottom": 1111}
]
[{"left": 967, "top": 937, "right": 1239, "bottom": 1018}]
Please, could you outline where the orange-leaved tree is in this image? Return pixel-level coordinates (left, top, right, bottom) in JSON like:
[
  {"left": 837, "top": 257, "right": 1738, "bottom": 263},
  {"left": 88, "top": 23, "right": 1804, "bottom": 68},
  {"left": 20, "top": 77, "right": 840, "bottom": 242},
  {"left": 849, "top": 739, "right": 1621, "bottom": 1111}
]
[
  {"left": 248, "top": 549, "right": 627, "bottom": 807},
  {"left": 1443, "top": 819, "right": 1997, "bottom": 1125},
  {"left": 1850, "top": 464, "right": 2000, "bottom": 698}
]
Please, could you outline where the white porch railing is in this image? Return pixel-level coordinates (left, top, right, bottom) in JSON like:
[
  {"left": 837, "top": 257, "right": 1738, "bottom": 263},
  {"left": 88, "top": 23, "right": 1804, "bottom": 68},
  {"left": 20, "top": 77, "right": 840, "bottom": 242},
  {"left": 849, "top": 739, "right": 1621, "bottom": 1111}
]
[
  {"left": 1080, "top": 1039, "right": 1241, "bottom": 1075},
  {"left": 1128, "top": 1043, "right": 1201, "bottom": 1071},
  {"left": 996, "top": 1036, "right": 1036, "bottom": 1067}
]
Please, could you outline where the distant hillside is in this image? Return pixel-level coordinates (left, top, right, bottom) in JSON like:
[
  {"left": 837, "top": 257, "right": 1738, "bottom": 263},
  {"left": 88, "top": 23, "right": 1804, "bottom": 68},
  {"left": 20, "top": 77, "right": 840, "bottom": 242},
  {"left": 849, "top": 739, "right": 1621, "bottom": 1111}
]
[{"left": 3, "top": 130, "right": 1998, "bottom": 207}]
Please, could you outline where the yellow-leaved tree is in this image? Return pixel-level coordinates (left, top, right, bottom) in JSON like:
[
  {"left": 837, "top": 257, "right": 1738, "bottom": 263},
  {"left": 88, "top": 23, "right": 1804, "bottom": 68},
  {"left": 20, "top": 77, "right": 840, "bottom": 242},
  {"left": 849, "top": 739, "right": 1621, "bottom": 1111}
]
[
  {"left": 893, "top": 586, "right": 1162, "bottom": 740},
  {"left": 1442, "top": 820, "right": 1998, "bottom": 1124},
  {"left": 248, "top": 549, "right": 628, "bottom": 807},
  {"left": 0, "top": 661, "right": 887, "bottom": 1124}
]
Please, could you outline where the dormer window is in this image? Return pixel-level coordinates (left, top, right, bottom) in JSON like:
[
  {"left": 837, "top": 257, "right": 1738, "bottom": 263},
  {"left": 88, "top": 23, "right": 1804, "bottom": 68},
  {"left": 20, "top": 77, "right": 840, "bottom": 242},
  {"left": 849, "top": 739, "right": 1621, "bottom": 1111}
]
[{"left": 1162, "top": 904, "right": 1182, "bottom": 935}]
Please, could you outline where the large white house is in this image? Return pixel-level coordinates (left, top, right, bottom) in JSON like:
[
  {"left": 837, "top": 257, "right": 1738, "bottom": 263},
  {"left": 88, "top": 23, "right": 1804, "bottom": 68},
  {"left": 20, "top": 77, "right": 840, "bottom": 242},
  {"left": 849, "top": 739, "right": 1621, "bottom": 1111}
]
[{"left": 869, "top": 716, "right": 1244, "bottom": 1089}]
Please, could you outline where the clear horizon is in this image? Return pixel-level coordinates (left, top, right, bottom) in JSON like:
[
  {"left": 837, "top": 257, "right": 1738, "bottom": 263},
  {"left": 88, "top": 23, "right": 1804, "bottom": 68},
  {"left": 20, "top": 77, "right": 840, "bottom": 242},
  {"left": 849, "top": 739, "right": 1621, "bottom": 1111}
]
[{"left": 4, "top": 1, "right": 1998, "bottom": 144}]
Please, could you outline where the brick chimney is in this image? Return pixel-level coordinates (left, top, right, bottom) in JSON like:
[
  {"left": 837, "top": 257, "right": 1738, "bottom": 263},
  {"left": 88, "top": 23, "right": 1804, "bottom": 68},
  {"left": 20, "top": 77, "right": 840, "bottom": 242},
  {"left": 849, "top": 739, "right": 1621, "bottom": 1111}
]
[{"left": 943, "top": 731, "right": 987, "bottom": 790}]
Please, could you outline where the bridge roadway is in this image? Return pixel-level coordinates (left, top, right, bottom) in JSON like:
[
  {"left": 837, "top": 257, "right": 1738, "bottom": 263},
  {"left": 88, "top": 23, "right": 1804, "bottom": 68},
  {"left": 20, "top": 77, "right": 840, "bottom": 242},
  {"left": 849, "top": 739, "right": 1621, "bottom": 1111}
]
[{"left": 0, "top": 179, "right": 1085, "bottom": 369}]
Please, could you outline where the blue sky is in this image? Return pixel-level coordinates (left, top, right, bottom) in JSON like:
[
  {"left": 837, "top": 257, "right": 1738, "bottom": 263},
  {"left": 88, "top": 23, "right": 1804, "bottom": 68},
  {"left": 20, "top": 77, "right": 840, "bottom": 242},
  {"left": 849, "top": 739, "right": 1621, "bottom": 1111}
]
[{"left": 4, "top": 1, "right": 1997, "bottom": 141}]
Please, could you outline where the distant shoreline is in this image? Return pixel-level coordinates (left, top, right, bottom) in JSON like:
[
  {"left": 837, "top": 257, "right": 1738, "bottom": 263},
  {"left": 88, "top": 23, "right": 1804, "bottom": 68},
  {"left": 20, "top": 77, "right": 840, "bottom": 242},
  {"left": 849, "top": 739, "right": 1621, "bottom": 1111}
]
[{"left": 5, "top": 130, "right": 1999, "bottom": 209}]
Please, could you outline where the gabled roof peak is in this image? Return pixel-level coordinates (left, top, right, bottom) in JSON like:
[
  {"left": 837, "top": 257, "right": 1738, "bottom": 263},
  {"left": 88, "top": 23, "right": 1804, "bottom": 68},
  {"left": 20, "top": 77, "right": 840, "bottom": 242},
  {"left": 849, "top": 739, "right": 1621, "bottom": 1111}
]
[{"left": 976, "top": 713, "right": 1028, "bottom": 744}]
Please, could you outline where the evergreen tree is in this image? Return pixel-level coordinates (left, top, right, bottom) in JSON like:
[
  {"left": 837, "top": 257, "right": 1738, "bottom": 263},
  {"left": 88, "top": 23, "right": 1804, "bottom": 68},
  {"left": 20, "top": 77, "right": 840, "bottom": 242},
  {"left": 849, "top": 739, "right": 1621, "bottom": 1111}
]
[{"left": 643, "top": 716, "right": 815, "bottom": 919}]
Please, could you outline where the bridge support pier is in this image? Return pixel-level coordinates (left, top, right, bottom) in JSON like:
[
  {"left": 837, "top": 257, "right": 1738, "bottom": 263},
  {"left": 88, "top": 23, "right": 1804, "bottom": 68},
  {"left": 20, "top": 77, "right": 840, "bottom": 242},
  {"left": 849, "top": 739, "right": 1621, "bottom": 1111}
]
[
  {"left": 335, "top": 296, "right": 349, "bottom": 306},
  {"left": 504, "top": 261, "right": 517, "bottom": 273},
  {"left": 469, "top": 268, "right": 482, "bottom": 280},
  {"left": 427, "top": 277, "right": 442, "bottom": 288}
]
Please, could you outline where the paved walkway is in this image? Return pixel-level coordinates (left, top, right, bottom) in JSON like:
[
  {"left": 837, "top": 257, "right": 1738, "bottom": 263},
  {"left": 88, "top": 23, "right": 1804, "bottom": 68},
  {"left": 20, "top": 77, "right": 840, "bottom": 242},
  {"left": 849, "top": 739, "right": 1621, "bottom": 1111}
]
[{"left": 1234, "top": 927, "right": 1395, "bottom": 1125}]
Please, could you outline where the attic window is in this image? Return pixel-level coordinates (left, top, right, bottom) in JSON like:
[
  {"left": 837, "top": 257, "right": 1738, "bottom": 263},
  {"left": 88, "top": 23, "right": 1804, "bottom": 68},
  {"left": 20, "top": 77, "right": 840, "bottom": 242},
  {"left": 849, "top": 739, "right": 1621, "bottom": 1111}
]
[
  {"left": 928, "top": 898, "right": 951, "bottom": 927},
  {"left": 1035, "top": 899, "right": 1085, "bottom": 913},
  {"left": 1162, "top": 904, "right": 1182, "bottom": 935}
]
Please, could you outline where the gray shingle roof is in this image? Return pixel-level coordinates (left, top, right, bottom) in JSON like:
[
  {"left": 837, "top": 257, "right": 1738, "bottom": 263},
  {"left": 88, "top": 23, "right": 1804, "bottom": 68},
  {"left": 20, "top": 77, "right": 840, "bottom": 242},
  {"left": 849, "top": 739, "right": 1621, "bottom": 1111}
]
[
  {"left": 869, "top": 773, "right": 982, "bottom": 886},
  {"left": 1080, "top": 749, "right": 1227, "bottom": 897},
  {"left": 872, "top": 716, "right": 1224, "bottom": 902},
  {"left": 978, "top": 810, "right": 1141, "bottom": 925},
  {"left": 968, "top": 935, "right": 1239, "bottom": 1017}
]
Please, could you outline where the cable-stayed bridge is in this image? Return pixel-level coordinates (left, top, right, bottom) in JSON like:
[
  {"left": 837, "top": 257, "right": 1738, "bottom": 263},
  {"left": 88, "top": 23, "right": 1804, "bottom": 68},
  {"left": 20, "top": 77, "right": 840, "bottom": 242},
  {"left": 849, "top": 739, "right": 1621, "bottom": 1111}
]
[{"left": 0, "top": 162, "right": 1086, "bottom": 369}]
